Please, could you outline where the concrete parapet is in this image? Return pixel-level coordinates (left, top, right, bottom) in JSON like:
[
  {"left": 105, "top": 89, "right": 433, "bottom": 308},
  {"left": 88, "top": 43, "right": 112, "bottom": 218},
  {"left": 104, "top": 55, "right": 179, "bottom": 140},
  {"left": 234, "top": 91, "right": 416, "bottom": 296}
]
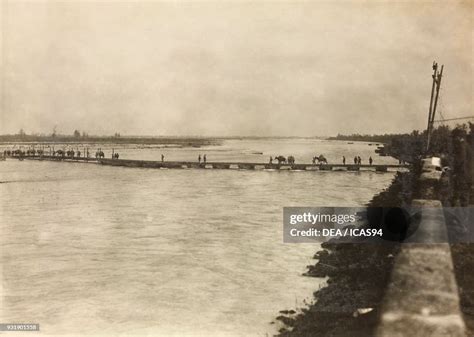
[{"left": 376, "top": 200, "right": 466, "bottom": 337}]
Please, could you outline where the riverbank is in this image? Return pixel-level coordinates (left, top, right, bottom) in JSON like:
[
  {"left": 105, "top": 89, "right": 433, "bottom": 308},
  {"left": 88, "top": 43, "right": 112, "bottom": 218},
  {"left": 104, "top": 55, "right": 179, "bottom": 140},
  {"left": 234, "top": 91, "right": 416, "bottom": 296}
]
[
  {"left": 277, "top": 125, "right": 474, "bottom": 336},
  {"left": 277, "top": 170, "right": 417, "bottom": 336},
  {"left": 0, "top": 135, "right": 221, "bottom": 148}
]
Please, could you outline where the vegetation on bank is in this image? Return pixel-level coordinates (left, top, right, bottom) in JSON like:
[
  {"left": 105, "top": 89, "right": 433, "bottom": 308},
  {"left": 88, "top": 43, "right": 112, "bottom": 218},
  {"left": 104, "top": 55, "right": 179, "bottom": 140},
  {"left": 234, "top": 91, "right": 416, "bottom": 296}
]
[
  {"left": 328, "top": 132, "right": 414, "bottom": 144},
  {"left": 436, "top": 123, "right": 474, "bottom": 336},
  {"left": 332, "top": 125, "right": 471, "bottom": 164}
]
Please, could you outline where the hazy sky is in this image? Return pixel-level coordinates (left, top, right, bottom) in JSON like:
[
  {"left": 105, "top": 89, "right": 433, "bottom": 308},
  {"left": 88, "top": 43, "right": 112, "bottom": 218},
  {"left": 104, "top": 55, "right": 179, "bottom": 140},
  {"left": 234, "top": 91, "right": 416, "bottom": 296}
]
[{"left": 0, "top": 0, "right": 472, "bottom": 137}]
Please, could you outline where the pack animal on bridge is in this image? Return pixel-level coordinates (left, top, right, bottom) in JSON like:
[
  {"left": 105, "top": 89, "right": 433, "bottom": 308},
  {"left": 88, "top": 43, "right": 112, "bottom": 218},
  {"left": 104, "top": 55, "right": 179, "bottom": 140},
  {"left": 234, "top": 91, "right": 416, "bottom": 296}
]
[{"left": 313, "top": 155, "right": 328, "bottom": 164}]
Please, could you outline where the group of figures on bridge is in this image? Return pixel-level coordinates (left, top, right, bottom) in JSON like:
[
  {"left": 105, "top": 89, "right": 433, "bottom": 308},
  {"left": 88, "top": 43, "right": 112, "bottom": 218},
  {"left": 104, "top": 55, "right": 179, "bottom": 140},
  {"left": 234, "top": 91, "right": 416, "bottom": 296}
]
[
  {"left": 2, "top": 147, "right": 122, "bottom": 160},
  {"left": 270, "top": 155, "right": 295, "bottom": 164},
  {"left": 4, "top": 149, "right": 47, "bottom": 157},
  {"left": 53, "top": 149, "right": 84, "bottom": 158},
  {"left": 268, "top": 154, "right": 374, "bottom": 165},
  {"left": 197, "top": 154, "right": 207, "bottom": 163},
  {"left": 343, "top": 156, "right": 374, "bottom": 165},
  {"left": 269, "top": 155, "right": 328, "bottom": 165}
]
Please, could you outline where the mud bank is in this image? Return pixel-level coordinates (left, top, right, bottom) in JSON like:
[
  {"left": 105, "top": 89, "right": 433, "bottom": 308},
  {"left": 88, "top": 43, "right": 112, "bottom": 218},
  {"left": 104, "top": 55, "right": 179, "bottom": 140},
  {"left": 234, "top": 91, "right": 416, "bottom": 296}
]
[{"left": 277, "top": 171, "right": 417, "bottom": 337}]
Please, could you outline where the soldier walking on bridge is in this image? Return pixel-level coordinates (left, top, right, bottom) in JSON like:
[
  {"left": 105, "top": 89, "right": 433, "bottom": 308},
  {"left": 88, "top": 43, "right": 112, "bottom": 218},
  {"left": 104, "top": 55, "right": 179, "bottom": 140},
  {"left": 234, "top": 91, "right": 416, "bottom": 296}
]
[
  {"left": 354, "top": 156, "right": 358, "bottom": 164},
  {"left": 358, "top": 156, "right": 362, "bottom": 165},
  {"left": 342, "top": 156, "right": 346, "bottom": 165},
  {"left": 198, "top": 154, "right": 201, "bottom": 163},
  {"left": 203, "top": 154, "right": 207, "bottom": 163},
  {"left": 269, "top": 156, "right": 273, "bottom": 164},
  {"left": 161, "top": 154, "right": 164, "bottom": 162},
  {"left": 369, "top": 156, "right": 373, "bottom": 165}
]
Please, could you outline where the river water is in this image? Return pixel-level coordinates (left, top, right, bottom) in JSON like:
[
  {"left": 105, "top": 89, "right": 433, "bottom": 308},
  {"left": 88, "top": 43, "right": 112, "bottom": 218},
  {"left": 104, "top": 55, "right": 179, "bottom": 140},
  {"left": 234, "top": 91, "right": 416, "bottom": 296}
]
[{"left": 0, "top": 138, "right": 397, "bottom": 336}]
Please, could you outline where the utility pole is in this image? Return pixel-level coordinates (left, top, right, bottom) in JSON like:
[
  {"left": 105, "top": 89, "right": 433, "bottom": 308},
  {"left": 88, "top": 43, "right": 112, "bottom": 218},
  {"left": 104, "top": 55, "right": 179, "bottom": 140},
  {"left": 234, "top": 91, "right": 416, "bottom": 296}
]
[
  {"left": 426, "top": 61, "right": 444, "bottom": 152},
  {"left": 426, "top": 62, "right": 437, "bottom": 143},
  {"left": 430, "top": 65, "right": 443, "bottom": 129}
]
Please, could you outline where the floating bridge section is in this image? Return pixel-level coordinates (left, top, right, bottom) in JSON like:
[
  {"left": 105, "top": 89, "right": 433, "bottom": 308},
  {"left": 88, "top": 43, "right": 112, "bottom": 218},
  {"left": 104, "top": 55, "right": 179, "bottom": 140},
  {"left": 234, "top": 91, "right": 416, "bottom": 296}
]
[
  {"left": 14, "top": 156, "right": 409, "bottom": 172},
  {"left": 98, "top": 158, "right": 408, "bottom": 172}
]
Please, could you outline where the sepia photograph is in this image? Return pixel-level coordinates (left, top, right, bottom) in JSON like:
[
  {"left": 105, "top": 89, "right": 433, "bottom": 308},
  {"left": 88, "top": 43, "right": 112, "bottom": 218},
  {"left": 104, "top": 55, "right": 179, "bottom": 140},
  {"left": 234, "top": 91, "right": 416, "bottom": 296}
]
[{"left": 0, "top": 1, "right": 473, "bottom": 336}]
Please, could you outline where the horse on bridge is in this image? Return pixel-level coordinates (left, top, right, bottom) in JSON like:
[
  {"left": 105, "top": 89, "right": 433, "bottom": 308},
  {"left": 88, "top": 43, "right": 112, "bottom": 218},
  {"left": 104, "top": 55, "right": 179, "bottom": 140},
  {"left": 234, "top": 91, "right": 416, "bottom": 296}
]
[
  {"left": 313, "top": 155, "right": 328, "bottom": 165},
  {"left": 274, "top": 155, "right": 286, "bottom": 164}
]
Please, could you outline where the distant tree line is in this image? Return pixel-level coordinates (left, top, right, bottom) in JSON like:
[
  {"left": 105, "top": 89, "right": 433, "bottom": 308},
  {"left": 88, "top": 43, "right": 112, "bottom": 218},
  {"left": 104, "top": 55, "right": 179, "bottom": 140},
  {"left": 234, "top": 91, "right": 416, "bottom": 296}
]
[{"left": 328, "top": 132, "right": 418, "bottom": 144}]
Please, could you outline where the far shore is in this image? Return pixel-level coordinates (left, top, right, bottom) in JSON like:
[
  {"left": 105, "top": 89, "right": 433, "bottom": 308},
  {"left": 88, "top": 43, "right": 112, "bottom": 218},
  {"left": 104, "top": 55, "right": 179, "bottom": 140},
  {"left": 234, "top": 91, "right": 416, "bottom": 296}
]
[{"left": 0, "top": 135, "right": 222, "bottom": 148}]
